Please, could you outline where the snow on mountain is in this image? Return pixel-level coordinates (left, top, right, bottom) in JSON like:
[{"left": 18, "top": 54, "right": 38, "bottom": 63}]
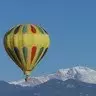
[{"left": 9, "top": 66, "right": 96, "bottom": 87}]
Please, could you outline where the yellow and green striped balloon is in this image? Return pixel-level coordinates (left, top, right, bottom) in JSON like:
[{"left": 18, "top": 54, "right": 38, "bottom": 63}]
[{"left": 4, "top": 24, "right": 50, "bottom": 80}]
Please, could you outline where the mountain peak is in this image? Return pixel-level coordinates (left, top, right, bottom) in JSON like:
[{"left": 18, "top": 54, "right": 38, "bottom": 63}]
[
  {"left": 72, "top": 66, "right": 94, "bottom": 71},
  {"left": 57, "top": 66, "right": 95, "bottom": 77}
]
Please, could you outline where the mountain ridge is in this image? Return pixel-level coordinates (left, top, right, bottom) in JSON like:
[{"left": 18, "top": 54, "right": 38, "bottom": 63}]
[{"left": 9, "top": 66, "right": 96, "bottom": 87}]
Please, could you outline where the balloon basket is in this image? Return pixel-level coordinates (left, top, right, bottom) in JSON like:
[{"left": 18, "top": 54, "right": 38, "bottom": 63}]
[{"left": 25, "top": 75, "right": 31, "bottom": 82}]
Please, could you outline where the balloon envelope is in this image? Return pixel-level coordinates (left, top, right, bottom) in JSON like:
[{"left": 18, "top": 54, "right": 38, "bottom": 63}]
[{"left": 4, "top": 24, "right": 50, "bottom": 77}]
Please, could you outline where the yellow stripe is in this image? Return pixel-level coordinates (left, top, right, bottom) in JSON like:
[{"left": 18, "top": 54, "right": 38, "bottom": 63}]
[{"left": 26, "top": 47, "right": 31, "bottom": 70}]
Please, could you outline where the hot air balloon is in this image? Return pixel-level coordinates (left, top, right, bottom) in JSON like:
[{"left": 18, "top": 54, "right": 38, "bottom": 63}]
[{"left": 4, "top": 24, "right": 50, "bottom": 81}]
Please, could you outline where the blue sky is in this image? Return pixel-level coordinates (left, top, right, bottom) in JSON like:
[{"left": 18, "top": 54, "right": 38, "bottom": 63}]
[{"left": 0, "top": 0, "right": 96, "bottom": 81}]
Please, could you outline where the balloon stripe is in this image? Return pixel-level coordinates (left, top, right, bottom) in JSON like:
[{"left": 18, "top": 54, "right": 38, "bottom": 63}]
[
  {"left": 14, "top": 25, "right": 21, "bottom": 34},
  {"left": 41, "top": 27, "right": 48, "bottom": 34},
  {"left": 35, "top": 47, "right": 44, "bottom": 64},
  {"left": 36, "top": 25, "right": 44, "bottom": 34},
  {"left": 7, "top": 48, "right": 23, "bottom": 70},
  {"left": 14, "top": 47, "right": 22, "bottom": 63},
  {"left": 22, "top": 25, "right": 27, "bottom": 33},
  {"left": 23, "top": 47, "right": 28, "bottom": 63},
  {"left": 37, "top": 48, "right": 48, "bottom": 63},
  {"left": 31, "top": 25, "right": 36, "bottom": 33},
  {"left": 7, "top": 48, "right": 16, "bottom": 61},
  {"left": 30, "top": 46, "right": 37, "bottom": 64},
  {"left": 7, "top": 28, "right": 14, "bottom": 35}
]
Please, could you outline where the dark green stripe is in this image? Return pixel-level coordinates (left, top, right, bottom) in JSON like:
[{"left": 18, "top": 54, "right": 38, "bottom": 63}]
[
  {"left": 41, "top": 27, "right": 48, "bottom": 34},
  {"left": 37, "top": 48, "right": 48, "bottom": 64},
  {"left": 23, "top": 47, "right": 28, "bottom": 63},
  {"left": 22, "top": 25, "right": 27, "bottom": 33},
  {"left": 14, "top": 47, "right": 22, "bottom": 63},
  {"left": 7, "top": 48, "right": 19, "bottom": 65},
  {"left": 14, "top": 25, "right": 21, "bottom": 34},
  {"left": 36, "top": 25, "right": 44, "bottom": 34}
]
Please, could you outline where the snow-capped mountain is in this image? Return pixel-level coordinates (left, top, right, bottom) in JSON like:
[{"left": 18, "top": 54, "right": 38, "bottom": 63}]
[
  {"left": 9, "top": 66, "right": 96, "bottom": 87},
  {"left": 1, "top": 66, "right": 96, "bottom": 96}
]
